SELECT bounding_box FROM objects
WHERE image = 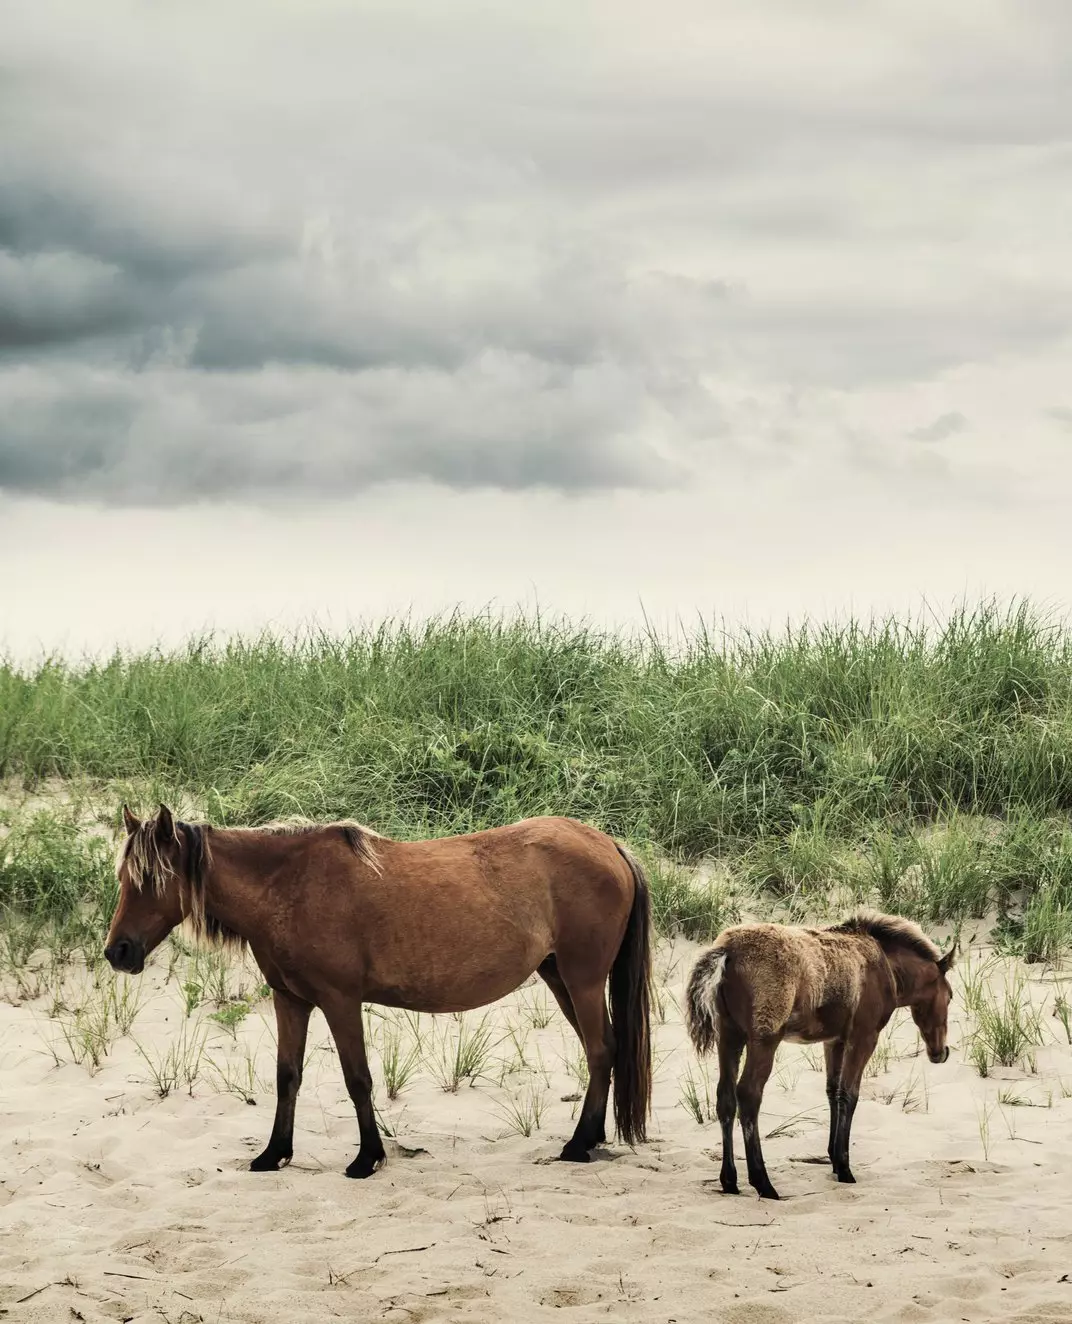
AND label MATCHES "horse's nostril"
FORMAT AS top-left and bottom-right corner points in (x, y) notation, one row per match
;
(106, 938), (132, 968)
